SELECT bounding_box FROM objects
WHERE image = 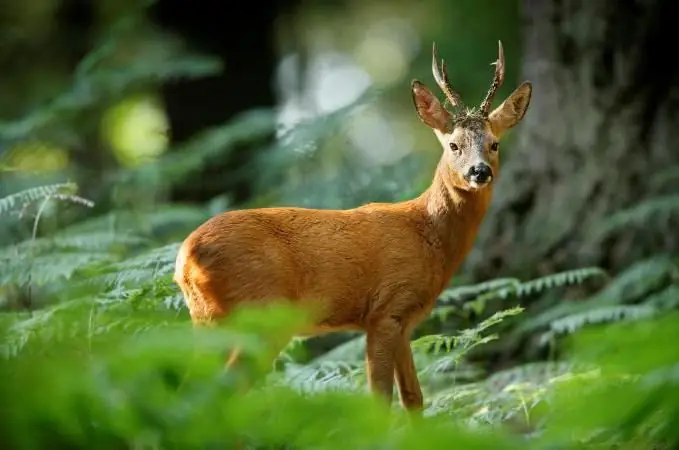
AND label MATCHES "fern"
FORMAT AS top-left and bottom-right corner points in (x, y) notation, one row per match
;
(650, 167), (679, 190)
(109, 242), (180, 283)
(115, 109), (276, 194)
(518, 256), (677, 335)
(537, 282), (679, 345)
(0, 231), (147, 259)
(414, 307), (524, 381)
(430, 268), (607, 330)
(426, 361), (575, 425)
(439, 278), (521, 303)
(439, 267), (606, 309)
(59, 205), (211, 241)
(0, 23), (676, 444)
(540, 305), (658, 344)
(453, 306), (524, 351)
(644, 284), (679, 309)
(598, 194), (679, 236)
(1, 282), (184, 359)
(0, 12), (221, 144)
(279, 361), (364, 394)
(0, 251), (118, 287)
(516, 267), (607, 297)
(310, 335), (366, 365)
(0, 182), (91, 216)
